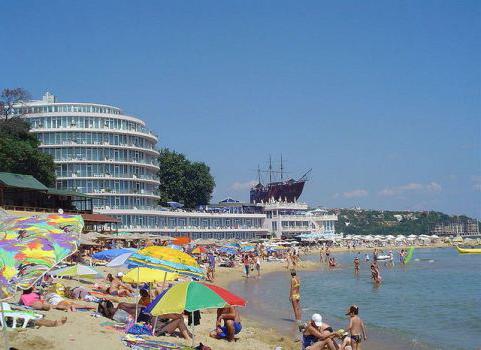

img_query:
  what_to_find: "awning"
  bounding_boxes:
[0,172,48,191]
[81,213,121,223]
[47,188,93,198]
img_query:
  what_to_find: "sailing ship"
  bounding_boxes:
[250,156,311,204]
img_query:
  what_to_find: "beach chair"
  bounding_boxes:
[0,303,43,329]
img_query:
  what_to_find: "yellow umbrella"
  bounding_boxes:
[137,246,198,267]
[122,268,178,284]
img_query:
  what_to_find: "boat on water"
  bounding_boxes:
[455,246,481,254]
[376,254,393,261]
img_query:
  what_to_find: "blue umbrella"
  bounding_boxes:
[218,247,237,255]
[241,246,255,252]
[92,248,137,261]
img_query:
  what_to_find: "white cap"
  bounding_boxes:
[311,313,322,327]
[117,272,124,277]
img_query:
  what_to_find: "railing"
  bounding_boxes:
[1,205,91,214]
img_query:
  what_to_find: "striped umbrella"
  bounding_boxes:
[146,281,246,315]
[127,247,204,279]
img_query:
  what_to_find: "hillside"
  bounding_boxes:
[332,209,478,236]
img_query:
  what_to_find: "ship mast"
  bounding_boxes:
[269,155,272,183]
[280,154,284,180]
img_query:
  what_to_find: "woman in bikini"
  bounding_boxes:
[289,270,302,325]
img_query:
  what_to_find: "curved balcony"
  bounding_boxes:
[39,142,159,156]
[55,158,160,170]
[30,126,157,143]
[56,175,160,185]
[86,190,160,199]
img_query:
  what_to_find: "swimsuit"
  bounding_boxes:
[291,293,300,301]
[351,334,362,343]
[218,321,242,338]
[302,335,317,348]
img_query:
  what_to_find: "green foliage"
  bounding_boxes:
[158,148,215,208]
[334,208,474,236]
[0,118,56,186]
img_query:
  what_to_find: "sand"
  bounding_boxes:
[3,243,450,350]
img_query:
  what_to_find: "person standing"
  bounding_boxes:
[354,256,360,275]
[345,305,367,350]
[255,255,261,278]
[207,251,216,281]
[289,270,302,326]
[242,254,250,278]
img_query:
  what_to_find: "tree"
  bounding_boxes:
[0,88,31,120]
[0,117,56,186]
[158,148,215,208]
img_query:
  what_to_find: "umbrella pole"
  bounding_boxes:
[0,301,10,350]
[191,323,195,348]
[135,268,139,321]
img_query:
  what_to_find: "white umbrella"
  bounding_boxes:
[408,234,417,239]
[106,252,135,267]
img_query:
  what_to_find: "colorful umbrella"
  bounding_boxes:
[0,213,83,299]
[145,281,246,315]
[49,264,101,279]
[122,268,178,284]
[191,246,207,254]
[127,246,204,279]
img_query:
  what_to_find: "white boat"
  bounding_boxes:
[376,254,392,261]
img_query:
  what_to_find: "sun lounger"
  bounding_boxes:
[0,303,43,329]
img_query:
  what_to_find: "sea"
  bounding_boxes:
[228,248,481,350]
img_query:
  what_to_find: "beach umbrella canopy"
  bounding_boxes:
[167,244,183,251]
[106,251,137,267]
[192,246,207,254]
[408,234,417,239]
[226,242,241,248]
[49,264,101,278]
[0,213,83,298]
[122,268,178,284]
[92,248,136,261]
[241,245,255,252]
[145,281,246,315]
[128,246,204,279]
[218,247,237,255]
[173,236,191,246]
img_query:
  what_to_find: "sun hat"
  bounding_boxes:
[117,272,124,277]
[311,313,322,327]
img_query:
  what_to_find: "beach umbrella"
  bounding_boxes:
[105,251,138,267]
[218,247,237,255]
[92,248,137,261]
[49,264,101,279]
[127,246,204,279]
[192,246,207,254]
[145,281,246,346]
[241,245,255,252]
[226,242,241,248]
[408,234,417,239]
[146,281,246,315]
[173,236,191,246]
[122,268,178,284]
[0,213,83,350]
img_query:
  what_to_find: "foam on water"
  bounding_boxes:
[229,248,481,350]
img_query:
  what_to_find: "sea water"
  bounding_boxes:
[228,248,481,350]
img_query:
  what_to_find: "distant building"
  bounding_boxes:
[430,220,480,237]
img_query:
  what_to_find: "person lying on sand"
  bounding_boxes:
[64,286,100,303]
[210,306,242,342]
[44,292,96,312]
[19,288,51,311]
[33,316,68,328]
[303,313,339,350]
[105,273,134,297]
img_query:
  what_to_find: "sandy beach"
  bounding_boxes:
[4,243,451,350]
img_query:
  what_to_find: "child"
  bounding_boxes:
[345,305,367,350]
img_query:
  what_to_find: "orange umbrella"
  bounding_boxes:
[173,236,191,246]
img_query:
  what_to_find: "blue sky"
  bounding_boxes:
[1,1,480,217]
